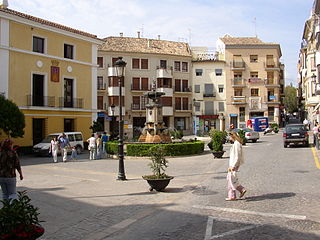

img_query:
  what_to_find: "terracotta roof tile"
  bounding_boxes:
[220,35,278,46]
[0,8,99,40]
[99,37,192,57]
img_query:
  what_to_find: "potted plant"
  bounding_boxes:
[0,191,44,240]
[142,145,173,191]
[208,129,226,158]
[237,129,247,145]
[270,123,279,133]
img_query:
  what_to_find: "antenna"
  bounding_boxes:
[253,17,257,37]
[139,24,144,38]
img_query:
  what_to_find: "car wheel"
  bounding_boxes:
[252,139,257,143]
[76,146,82,154]
[284,143,287,148]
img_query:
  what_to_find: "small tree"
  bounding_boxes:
[146,146,169,179]
[208,129,224,152]
[89,120,103,133]
[0,96,25,138]
[283,86,298,113]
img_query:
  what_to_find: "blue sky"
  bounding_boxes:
[9,0,313,86]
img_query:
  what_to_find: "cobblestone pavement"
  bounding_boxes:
[6,132,320,239]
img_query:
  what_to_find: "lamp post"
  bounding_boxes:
[110,104,115,137]
[115,57,127,181]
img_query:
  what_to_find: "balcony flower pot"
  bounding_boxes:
[0,191,44,240]
[142,145,173,192]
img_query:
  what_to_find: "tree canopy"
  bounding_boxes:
[283,86,298,113]
[0,96,25,138]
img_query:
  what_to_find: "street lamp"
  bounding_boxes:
[115,57,127,181]
[110,104,115,136]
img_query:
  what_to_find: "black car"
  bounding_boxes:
[283,124,309,148]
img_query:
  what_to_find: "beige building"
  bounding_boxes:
[191,47,227,135]
[216,35,284,129]
[0,1,102,147]
[97,34,193,139]
[298,0,320,124]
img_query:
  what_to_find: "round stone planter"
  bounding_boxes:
[211,151,225,158]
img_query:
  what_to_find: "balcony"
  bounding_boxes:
[231,61,245,70]
[265,96,280,104]
[248,77,264,84]
[264,61,280,71]
[174,86,192,93]
[174,104,192,111]
[131,85,151,91]
[265,79,280,87]
[203,92,216,98]
[156,67,173,78]
[107,67,118,77]
[108,86,126,96]
[156,87,173,97]
[231,96,246,104]
[249,97,267,111]
[162,106,173,116]
[59,97,83,108]
[131,103,146,111]
[26,95,55,107]
[232,79,246,87]
[108,105,125,116]
[97,83,107,91]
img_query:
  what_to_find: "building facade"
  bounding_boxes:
[191,47,227,135]
[97,35,193,139]
[298,0,320,124]
[0,3,102,147]
[216,35,284,129]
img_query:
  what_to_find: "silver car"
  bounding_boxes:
[235,128,260,143]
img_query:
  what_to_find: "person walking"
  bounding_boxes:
[0,139,23,200]
[50,136,59,163]
[226,132,246,201]
[96,134,103,159]
[312,122,319,146]
[58,133,71,162]
[87,134,97,160]
[102,132,109,157]
[70,147,77,161]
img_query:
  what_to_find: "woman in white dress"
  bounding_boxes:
[50,137,60,163]
[226,131,247,201]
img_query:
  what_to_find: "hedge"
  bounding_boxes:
[107,141,205,157]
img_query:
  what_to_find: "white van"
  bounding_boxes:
[33,132,84,156]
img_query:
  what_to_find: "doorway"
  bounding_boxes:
[64,78,73,107]
[32,74,44,106]
[230,116,238,129]
[32,118,45,145]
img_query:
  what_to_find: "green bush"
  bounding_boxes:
[126,141,204,156]
[209,129,225,152]
[237,129,247,145]
[106,141,118,155]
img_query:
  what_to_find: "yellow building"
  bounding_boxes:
[216,35,284,128]
[0,2,103,148]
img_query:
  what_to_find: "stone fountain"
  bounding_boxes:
[138,89,172,143]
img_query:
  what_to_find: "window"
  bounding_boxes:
[204,101,214,115]
[194,85,200,93]
[132,58,140,69]
[75,134,82,141]
[97,76,104,90]
[141,78,149,90]
[194,102,200,112]
[234,72,242,80]
[251,88,259,96]
[204,84,215,97]
[160,97,172,106]
[175,79,181,92]
[132,77,140,90]
[234,89,242,96]
[33,36,45,53]
[218,102,224,111]
[160,60,167,69]
[174,117,186,130]
[266,55,275,67]
[182,98,188,110]
[182,62,188,72]
[68,134,75,141]
[174,61,181,71]
[239,107,245,122]
[64,119,74,132]
[97,96,104,110]
[132,96,140,110]
[112,57,118,67]
[64,44,74,59]
[97,57,103,68]
[109,77,120,87]
[250,55,258,62]
[250,72,259,78]
[141,59,148,69]
[215,69,222,76]
[182,80,188,92]
[218,85,224,93]
[195,69,203,76]
[157,78,172,88]
[268,107,274,121]
[175,97,181,110]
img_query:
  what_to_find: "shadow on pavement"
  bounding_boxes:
[245,192,296,202]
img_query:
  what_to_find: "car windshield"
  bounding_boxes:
[41,135,59,143]
[286,125,305,132]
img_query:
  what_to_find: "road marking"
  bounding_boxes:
[205,216,258,240]
[193,205,307,220]
[311,147,320,169]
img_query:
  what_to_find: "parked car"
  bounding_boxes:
[234,128,260,143]
[33,132,84,156]
[283,124,308,148]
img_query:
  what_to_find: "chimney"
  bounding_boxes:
[158,35,160,40]
[0,0,8,8]
[120,32,123,37]
[137,31,140,38]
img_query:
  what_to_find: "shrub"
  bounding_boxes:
[209,129,225,152]
[106,141,118,155]
[237,129,247,145]
[126,141,204,156]
[146,146,169,179]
